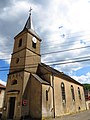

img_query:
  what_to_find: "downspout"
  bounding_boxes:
[52,74,55,118]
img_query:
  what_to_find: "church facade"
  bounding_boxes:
[2,12,86,120]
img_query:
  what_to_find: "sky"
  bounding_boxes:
[0,0,90,85]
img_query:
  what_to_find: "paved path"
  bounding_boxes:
[47,110,90,120]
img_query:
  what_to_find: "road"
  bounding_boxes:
[47,110,90,120]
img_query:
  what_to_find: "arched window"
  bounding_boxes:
[11,79,17,85]
[61,82,66,103]
[78,87,81,100]
[18,38,22,47]
[71,85,75,101]
[46,90,48,101]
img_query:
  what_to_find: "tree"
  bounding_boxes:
[83,84,90,90]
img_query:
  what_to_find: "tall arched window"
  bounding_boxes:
[18,38,22,47]
[46,90,48,101]
[61,82,66,103]
[78,87,81,100]
[71,85,75,101]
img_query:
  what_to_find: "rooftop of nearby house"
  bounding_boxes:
[0,84,6,89]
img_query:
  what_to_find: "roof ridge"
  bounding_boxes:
[39,63,82,86]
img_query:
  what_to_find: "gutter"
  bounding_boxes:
[52,74,55,118]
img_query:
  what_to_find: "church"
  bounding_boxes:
[2,11,86,120]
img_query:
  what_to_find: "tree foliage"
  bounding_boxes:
[83,84,90,90]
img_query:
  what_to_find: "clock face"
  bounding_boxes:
[32,37,37,43]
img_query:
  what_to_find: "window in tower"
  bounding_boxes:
[32,41,36,49]
[16,58,19,64]
[32,37,37,49]
[11,79,17,85]
[18,38,22,47]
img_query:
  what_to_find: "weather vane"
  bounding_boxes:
[29,7,32,15]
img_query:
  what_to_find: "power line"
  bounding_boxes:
[41,33,90,44]
[1,55,90,68]
[0,55,90,68]
[0,65,38,72]
[41,45,90,55]
[0,45,90,61]
[1,36,90,56]
[41,38,90,50]
[41,37,90,48]
[0,63,38,68]
[0,58,90,72]
[1,30,90,49]
[0,54,38,60]
[45,55,90,64]
[49,58,90,66]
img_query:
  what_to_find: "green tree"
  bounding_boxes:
[83,84,90,90]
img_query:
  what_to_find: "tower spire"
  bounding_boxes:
[23,7,33,30]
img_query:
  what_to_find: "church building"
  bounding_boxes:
[2,11,86,120]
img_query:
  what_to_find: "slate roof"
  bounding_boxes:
[32,74,50,85]
[38,63,83,86]
[0,83,6,89]
[23,14,41,39]
[15,14,41,41]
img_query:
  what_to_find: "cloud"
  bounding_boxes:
[0,0,40,63]
[72,72,90,84]
[38,0,90,79]
[0,0,90,83]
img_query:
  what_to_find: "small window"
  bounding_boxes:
[46,90,48,101]
[78,87,81,100]
[61,82,66,103]
[18,38,22,47]
[11,79,17,85]
[71,85,75,101]
[16,58,19,64]
[32,41,36,49]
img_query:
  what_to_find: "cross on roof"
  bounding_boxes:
[29,7,32,15]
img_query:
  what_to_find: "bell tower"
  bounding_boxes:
[10,9,41,73]
[2,10,41,120]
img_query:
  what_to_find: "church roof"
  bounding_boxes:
[37,63,83,86]
[23,14,32,30]
[32,74,50,85]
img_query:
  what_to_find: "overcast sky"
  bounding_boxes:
[0,0,90,85]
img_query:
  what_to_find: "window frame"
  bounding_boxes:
[71,85,75,101]
[61,82,66,104]
[78,87,81,100]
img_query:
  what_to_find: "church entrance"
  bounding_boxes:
[8,97,16,119]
